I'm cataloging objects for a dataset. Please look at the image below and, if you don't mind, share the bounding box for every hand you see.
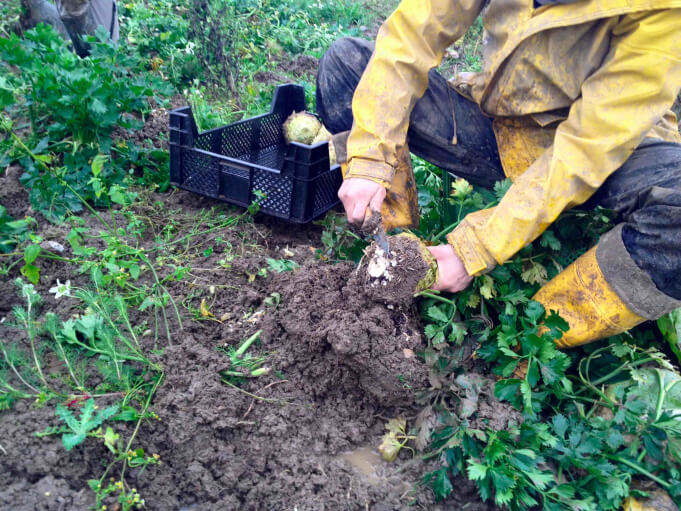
[337,177,386,225]
[427,244,473,293]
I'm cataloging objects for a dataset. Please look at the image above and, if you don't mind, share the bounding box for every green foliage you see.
[0,0,22,37]
[180,0,367,113]
[120,0,379,126]
[55,398,119,450]
[658,308,681,365]
[2,272,164,508]
[439,15,484,75]
[219,330,270,383]
[0,24,172,220]
[416,169,681,507]
[266,258,299,273]
[0,205,31,254]
[314,211,367,262]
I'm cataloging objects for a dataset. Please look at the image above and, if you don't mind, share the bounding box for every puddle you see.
[338,445,413,499]
[339,446,385,486]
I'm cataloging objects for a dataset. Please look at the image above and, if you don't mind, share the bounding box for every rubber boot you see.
[532,246,645,349]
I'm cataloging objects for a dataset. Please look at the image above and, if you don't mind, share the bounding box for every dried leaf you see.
[200,298,214,318]
[521,261,548,285]
[480,275,497,300]
[467,292,481,308]
[414,405,437,451]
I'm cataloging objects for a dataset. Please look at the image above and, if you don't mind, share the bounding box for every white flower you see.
[49,279,71,299]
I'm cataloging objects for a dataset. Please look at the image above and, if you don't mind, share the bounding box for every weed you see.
[314,211,366,262]
[0,0,22,37]
[0,205,31,255]
[266,258,299,273]
[1,273,165,507]
[219,330,271,384]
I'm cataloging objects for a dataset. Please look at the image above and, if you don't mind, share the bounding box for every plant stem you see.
[415,290,457,307]
[223,367,270,378]
[222,379,285,403]
[25,299,49,390]
[609,456,671,489]
[1,343,41,394]
[119,372,164,482]
[234,330,262,358]
[654,369,666,422]
[53,339,85,391]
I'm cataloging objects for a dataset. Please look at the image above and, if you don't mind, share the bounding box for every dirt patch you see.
[254,70,287,86]
[274,54,319,79]
[113,107,170,150]
[0,164,31,219]
[0,183,497,510]
[263,261,427,405]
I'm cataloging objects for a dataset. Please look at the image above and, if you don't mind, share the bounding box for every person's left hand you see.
[426,244,473,293]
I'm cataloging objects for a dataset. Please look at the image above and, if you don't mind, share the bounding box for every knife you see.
[363,209,390,253]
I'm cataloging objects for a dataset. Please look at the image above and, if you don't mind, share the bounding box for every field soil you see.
[0,161,495,510]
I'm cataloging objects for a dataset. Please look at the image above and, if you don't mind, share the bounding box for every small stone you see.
[41,240,65,253]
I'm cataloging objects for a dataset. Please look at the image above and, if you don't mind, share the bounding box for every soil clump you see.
[362,234,432,305]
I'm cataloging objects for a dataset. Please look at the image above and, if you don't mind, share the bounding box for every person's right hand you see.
[337,177,386,225]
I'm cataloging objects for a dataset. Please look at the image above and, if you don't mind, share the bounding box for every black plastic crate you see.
[169,84,342,223]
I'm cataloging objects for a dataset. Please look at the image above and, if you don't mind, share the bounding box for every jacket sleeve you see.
[447,10,681,276]
[345,0,485,187]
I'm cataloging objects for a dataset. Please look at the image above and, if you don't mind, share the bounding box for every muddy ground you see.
[0,161,496,510]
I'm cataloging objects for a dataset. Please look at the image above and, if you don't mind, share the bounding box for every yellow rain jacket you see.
[345,0,681,276]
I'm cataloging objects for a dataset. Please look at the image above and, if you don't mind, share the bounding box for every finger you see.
[427,245,451,258]
[368,186,386,212]
[350,201,369,224]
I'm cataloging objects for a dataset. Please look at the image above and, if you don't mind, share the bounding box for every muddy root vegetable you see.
[283,111,322,145]
[362,233,438,305]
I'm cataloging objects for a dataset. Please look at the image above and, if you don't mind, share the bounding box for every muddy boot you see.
[533,245,645,349]
[623,480,679,511]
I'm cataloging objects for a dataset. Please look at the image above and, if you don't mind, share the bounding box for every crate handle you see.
[218,160,251,173]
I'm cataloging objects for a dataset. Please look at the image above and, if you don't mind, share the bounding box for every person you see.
[24,0,119,57]
[316,0,681,349]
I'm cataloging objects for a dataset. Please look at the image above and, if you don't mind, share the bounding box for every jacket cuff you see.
[345,158,395,188]
[446,219,497,276]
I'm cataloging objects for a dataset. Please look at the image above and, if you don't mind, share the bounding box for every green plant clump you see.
[409,159,681,509]
[0,24,173,221]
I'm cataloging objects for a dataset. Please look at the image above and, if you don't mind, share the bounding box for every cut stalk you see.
[234,330,262,359]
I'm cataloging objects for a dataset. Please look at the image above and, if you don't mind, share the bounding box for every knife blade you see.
[363,209,390,253]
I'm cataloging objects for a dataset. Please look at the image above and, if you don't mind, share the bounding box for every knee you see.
[316,37,373,133]
[318,37,371,82]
